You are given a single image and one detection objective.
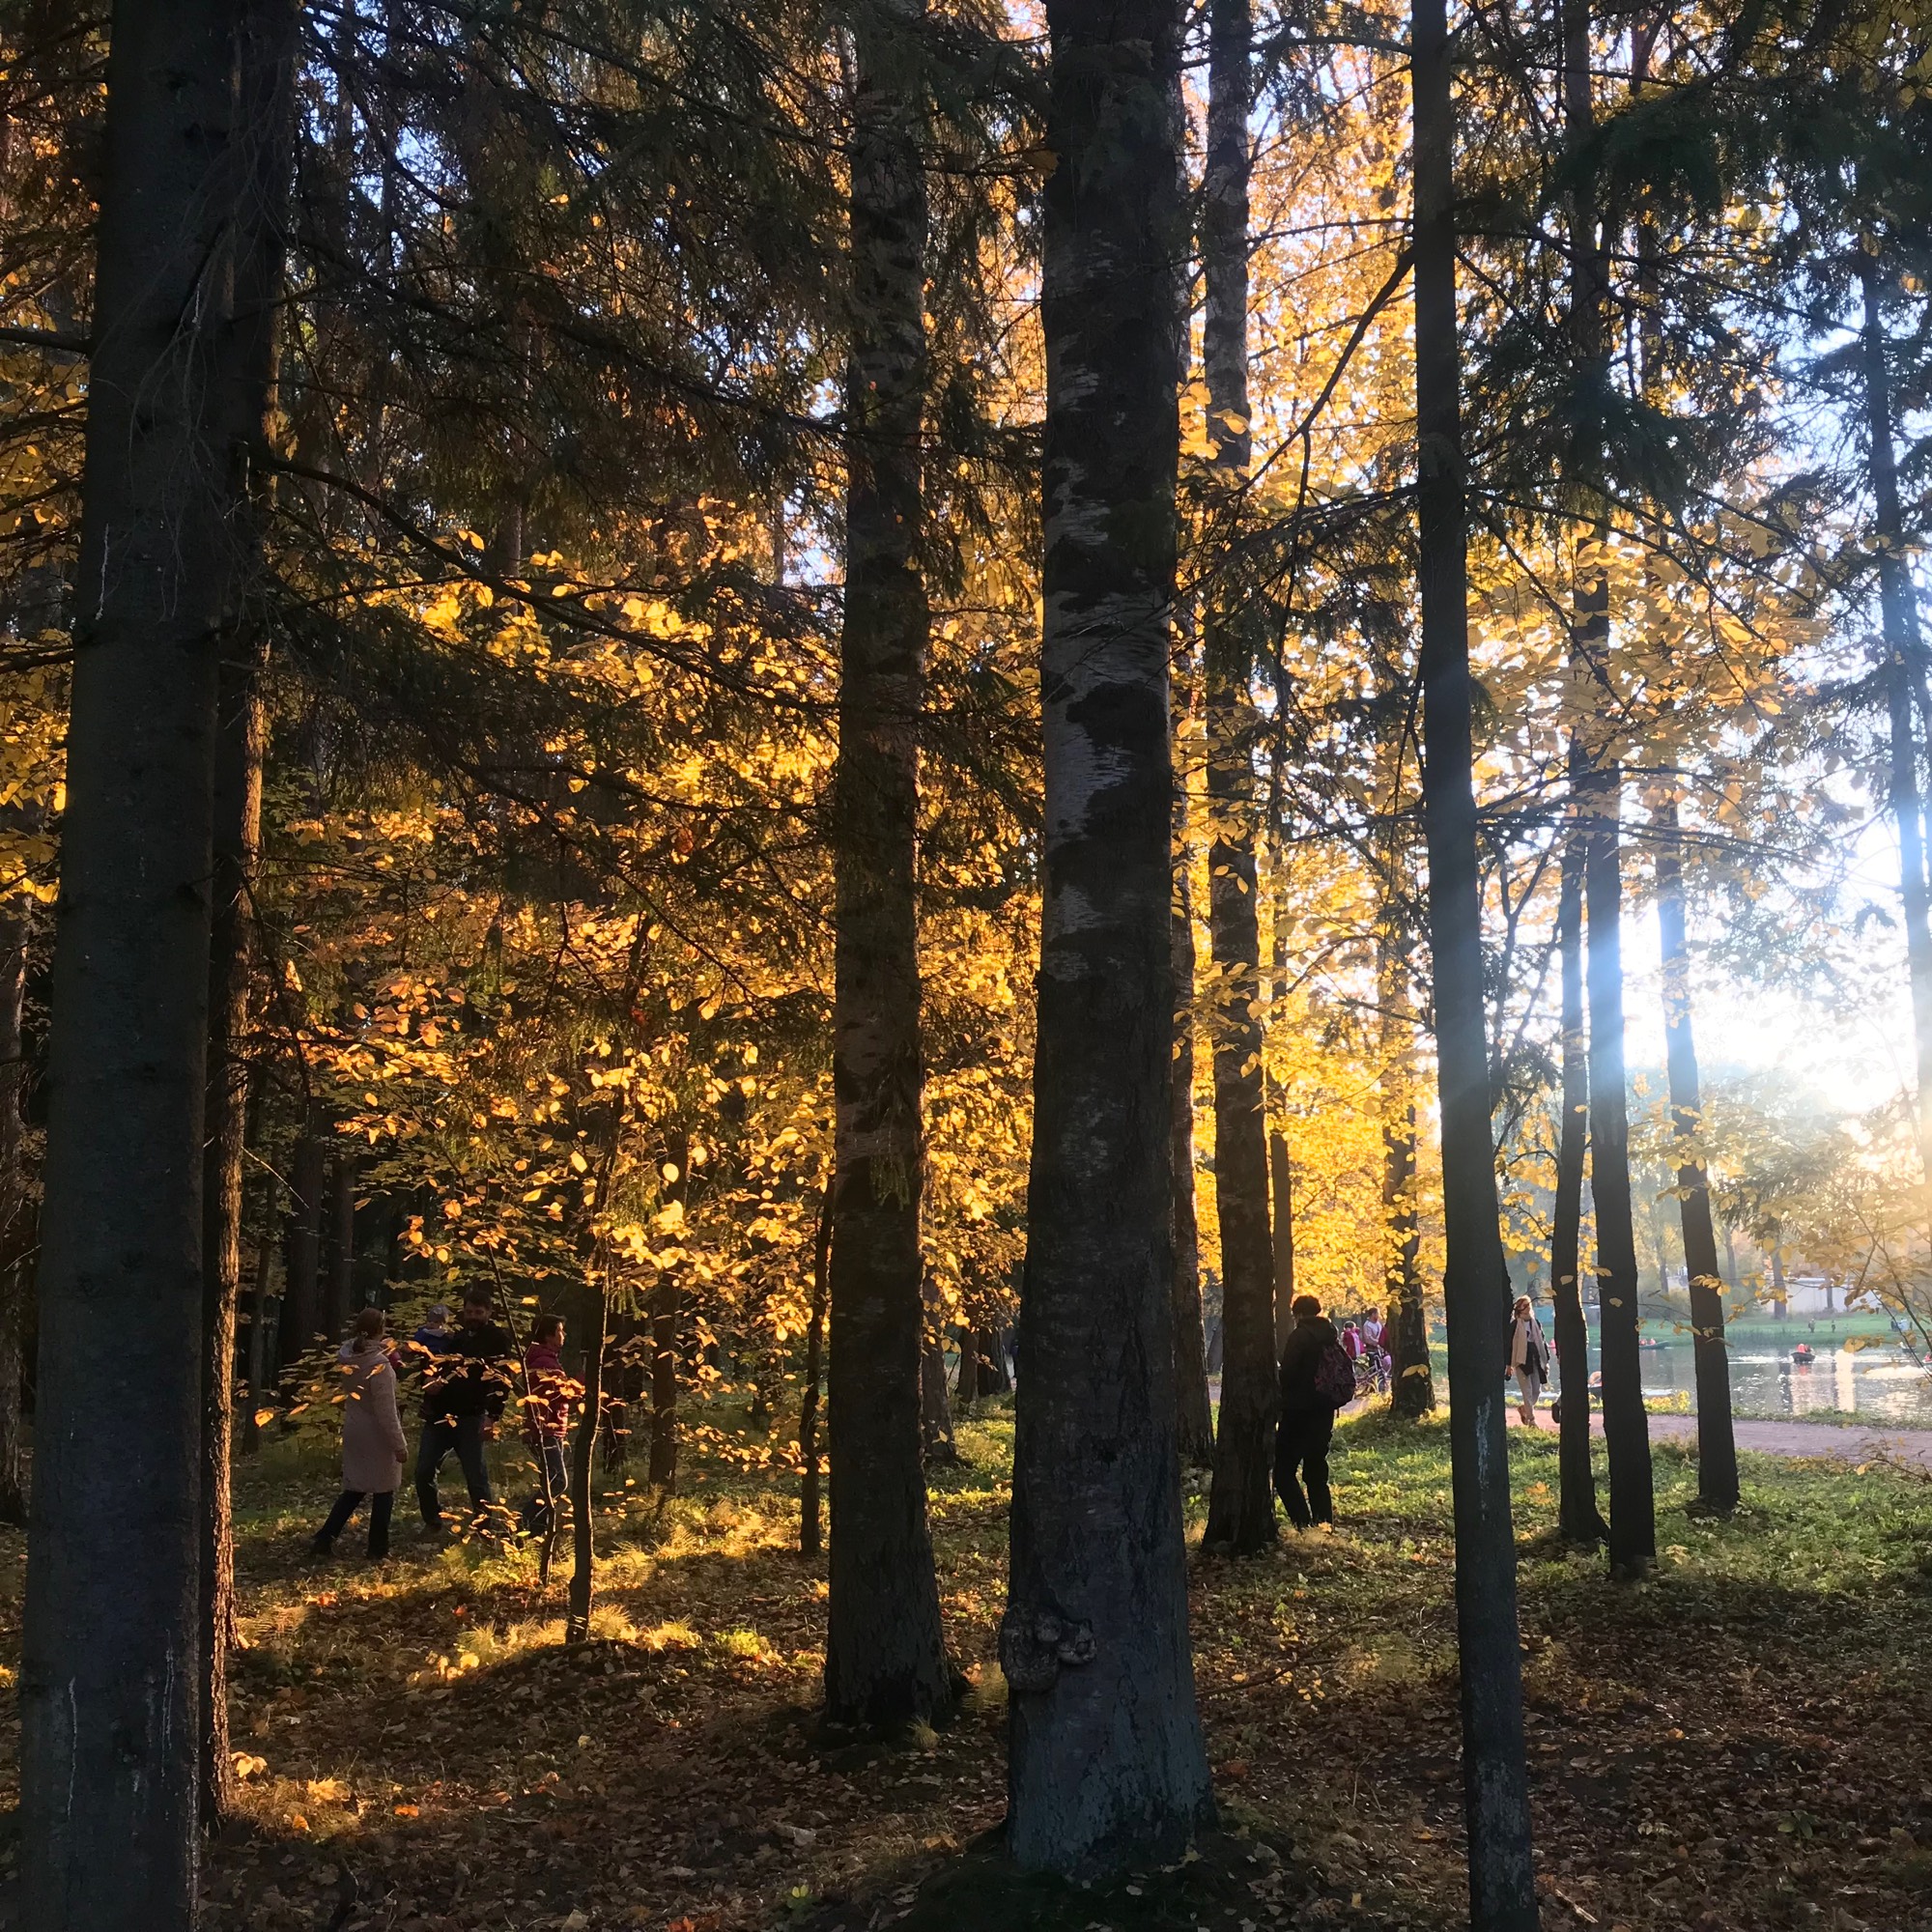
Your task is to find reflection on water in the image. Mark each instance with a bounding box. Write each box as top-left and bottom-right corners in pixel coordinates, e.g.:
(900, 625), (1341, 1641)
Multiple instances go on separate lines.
(1603, 1332), (1932, 1427)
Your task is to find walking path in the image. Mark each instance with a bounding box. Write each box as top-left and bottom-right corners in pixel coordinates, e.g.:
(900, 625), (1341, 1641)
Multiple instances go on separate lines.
(1506, 1406), (1932, 1472)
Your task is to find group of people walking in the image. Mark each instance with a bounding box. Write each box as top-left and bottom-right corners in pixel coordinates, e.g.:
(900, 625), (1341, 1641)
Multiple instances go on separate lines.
(309, 1290), (578, 1561)
(1270, 1290), (1557, 1531)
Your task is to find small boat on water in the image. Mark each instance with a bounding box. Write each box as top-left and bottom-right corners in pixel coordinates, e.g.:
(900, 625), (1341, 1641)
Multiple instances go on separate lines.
(1791, 1343), (1816, 1366)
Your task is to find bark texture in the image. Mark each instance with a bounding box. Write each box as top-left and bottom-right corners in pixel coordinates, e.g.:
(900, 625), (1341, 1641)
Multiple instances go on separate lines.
(1199, 0), (1276, 1555)
(20, 6), (267, 1925)
(1583, 780), (1656, 1577)
(1409, 0), (1540, 1918)
(823, 0), (952, 1733)
(1551, 827), (1605, 1544)
(1005, 0), (1213, 1876)
(1655, 801), (1738, 1512)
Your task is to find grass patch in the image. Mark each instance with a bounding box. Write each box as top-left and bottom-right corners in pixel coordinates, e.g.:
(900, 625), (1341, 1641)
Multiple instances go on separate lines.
(0, 1396), (1924, 1930)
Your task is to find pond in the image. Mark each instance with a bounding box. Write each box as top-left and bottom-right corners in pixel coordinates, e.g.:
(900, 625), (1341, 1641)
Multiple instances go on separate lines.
(1599, 1329), (1932, 1429)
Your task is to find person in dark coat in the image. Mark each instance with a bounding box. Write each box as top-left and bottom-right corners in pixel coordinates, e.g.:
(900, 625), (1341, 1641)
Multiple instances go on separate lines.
(414, 1290), (513, 1534)
(1275, 1292), (1342, 1528)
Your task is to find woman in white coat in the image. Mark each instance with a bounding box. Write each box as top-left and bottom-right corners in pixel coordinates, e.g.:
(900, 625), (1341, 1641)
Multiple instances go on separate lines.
(1506, 1293), (1551, 1429)
(310, 1306), (410, 1559)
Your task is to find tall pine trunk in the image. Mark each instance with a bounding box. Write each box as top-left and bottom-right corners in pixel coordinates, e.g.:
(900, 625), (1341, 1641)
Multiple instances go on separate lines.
(1004, 0), (1213, 1874)
(199, 639), (268, 1830)
(1200, 0), (1276, 1553)
(1408, 0), (1540, 1918)
(823, 0), (952, 1732)
(21, 6), (266, 1925)
(1551, 823), (1605, 1543)
(1861, 269), (1932, 1224)
(1583, 779), (1655, 1577)
(1655, 801), (1737, 1511)
(0, 884), (30, 1523)
(1169, 674), (1214, 1463)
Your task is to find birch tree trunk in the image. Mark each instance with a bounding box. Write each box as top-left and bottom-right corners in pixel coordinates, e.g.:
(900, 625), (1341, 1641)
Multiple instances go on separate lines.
(1408, 0), (1540, 1917)
(20, 5), (274, 1924)
(823, 0), (952, 1733)
(1199, 0), (1277, 1557)
(1551, 824), (1605, 1544)
(1004, 0), (1213, 1875)
(1655, 802), (1737, 1511)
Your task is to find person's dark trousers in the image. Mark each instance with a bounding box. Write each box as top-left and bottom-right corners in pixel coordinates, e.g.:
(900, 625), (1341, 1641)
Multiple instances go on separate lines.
(1274, 1407), (1335, 1528)
(521, 1438), (569, 1535)
(416, 1412), (495, 1529)
(313, 1489), (396, 1559)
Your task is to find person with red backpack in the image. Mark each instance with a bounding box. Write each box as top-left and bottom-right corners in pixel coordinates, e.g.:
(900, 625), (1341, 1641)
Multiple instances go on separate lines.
(1274, 1293), (1353, 1528)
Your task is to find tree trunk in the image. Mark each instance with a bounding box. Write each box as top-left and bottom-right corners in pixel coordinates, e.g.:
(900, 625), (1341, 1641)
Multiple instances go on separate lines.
(1861, 269), (1932, 1229)
(1770, 1239), (1787, 1319)
(823, 0), (952, 1734)
(282, 1116), (326, 1369)
(0, 887), (31, 1524)
(1169, 672), (1214, 1463)
(1268, 1127), (1295, 1360)
(241, 1224), (274, 1458)
(799, 1179), (832, 1559)
(921, 1275), (957, 1463)
(1198, 0), (1276, 1557)
(1655, 804), (1738, 1510)
(1005, 0), (1213, 1876)
(1583, 780), (1656, 1577)
(1408, 0), (1540, 1919)
(565, 1290), (608, 1642)
(326, 1153), (357, 1336)
(199, 639), (268, 1831)
(1379, 940), (1434, 1417)
(1551, 827), (1605, 1543)
(20, 5), (283, 1924)
(647, 1278), (679, 1492)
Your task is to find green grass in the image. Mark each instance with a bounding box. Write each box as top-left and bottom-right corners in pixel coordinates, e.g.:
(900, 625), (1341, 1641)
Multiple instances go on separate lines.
(10, 1385), (1925, 1932)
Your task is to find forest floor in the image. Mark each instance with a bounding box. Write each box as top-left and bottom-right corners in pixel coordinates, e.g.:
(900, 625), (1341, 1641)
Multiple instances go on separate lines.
(0, 1406), (1929, 1932)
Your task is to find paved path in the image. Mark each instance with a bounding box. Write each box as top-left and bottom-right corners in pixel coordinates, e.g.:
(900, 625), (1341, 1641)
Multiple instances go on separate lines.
(1504, 1406), (1932, 1471)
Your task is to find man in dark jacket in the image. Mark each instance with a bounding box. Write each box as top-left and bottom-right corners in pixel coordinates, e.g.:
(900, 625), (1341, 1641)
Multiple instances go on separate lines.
(1275, 1293), (1341, 1528)
(415, 1290), (514, 1534)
